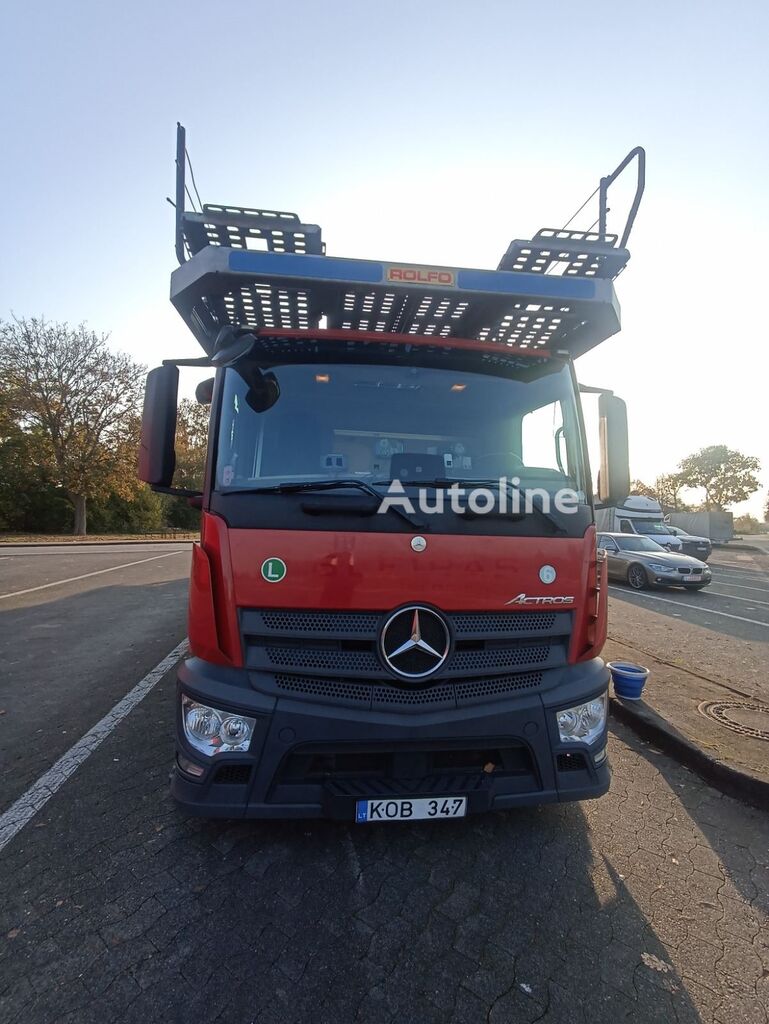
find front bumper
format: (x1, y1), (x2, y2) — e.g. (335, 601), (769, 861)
(171, 657), (611, 820)
(681, 543), (712, 559)
(651, 573), (711, 588)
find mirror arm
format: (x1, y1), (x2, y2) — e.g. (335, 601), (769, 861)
(151, 485), (204, 499)
(162, 357), (213, 368)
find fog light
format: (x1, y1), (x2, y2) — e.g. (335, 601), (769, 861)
(220, 716), (251, 747)
(182, 696), (256, 757)
(556, 692), (607, 745)
(593, 745), (608, 765)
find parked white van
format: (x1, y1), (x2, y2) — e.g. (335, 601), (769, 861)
(595, 496), (683, 551)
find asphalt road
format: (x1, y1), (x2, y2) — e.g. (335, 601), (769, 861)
(0, 545), (191, 813)
(1, 544), (768, 1024)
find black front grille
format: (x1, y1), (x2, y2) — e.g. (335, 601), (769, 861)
(260, 610), (380, 635)
(454, 673), (543, 701)
(274, 674), (373, 704)
(448, 612), (558, 634)
(241, 607), (570, 684)
(242, 607), (569, 709)
(677, 567), (702, 575)
(273, 671), (543, 709)
(213, 764), (252, 785)
(371, 683), (455, 707)
(451, 643), (551, 672)
(265, 646), (380, 673)
(557, 753), (587, 772)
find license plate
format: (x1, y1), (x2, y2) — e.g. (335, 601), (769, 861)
(355, 796), (467, 823)
(683, 574), (700, 582)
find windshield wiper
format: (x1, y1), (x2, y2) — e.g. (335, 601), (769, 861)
(222, 479), (426, 531)
(374, 478), (567, 535)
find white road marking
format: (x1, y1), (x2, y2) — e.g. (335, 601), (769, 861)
(711, 568), (769, 583)
(0, 638), (189, 854)
(711, 579), (769, 594)
(608, 586), (769, 628)
(0, 551), (187, 601)
(708, 589), (769, 608)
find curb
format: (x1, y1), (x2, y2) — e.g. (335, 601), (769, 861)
(0, 539), (195, 547)
(609, 695), (769, 812)
(712, 542), (765, 553)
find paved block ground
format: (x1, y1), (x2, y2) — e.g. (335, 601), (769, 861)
(1, 544), (767, 1023)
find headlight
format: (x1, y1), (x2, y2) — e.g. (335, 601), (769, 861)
(649, 562), (675, 573)
(181, 696), (256, 757)
(556, 692), (607, 745)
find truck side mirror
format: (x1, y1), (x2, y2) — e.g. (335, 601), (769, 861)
(138, 365), (179, 487)
(598, 393), (630, 505)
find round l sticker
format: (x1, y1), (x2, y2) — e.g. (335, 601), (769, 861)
(261, 557), (287, 583)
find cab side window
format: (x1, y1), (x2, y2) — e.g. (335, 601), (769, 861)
(619, 520), (633, 534)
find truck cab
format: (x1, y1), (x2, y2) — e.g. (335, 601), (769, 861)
(138, 130), (645, 822)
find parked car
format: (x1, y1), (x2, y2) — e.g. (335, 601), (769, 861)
(663, 524), (712, 559)
(597, 532), (712, 590)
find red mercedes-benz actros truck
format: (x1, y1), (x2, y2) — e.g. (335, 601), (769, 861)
(139, 127), (644, 822)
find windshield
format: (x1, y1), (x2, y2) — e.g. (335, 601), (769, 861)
(633, 520), (672, 536)
(616, 536), (667, 552)
(214, 361), (587, 496)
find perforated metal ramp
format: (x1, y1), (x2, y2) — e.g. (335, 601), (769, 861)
(498, 229), (629, 280)
(171, 246), (622, 358)
(181, 205), (323, 258)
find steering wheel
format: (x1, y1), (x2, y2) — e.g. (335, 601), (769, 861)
(473, 451), (525, 472)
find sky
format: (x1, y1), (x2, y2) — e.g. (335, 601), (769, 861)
(2, 0), (767, 517)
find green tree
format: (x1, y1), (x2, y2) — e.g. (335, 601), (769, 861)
(161, 398), (210, 530)
(89, 486), (165, 534)
(0, 317), (144, 535)
(174, 398), (210, 490)
(628, 474), (688, 510)
(629, 479), (657, 498)
(765, 493), (769, 524)
(734, 514), (762, 535)
(677, 445), (761, 511)
(655, 473), (687, 511)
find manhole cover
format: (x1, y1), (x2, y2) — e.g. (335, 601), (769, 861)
(699, 700), (769, 741)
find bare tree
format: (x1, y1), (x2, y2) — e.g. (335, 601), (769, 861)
(0, 317), (144, 535)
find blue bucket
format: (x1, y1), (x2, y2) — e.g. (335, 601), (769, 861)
(607, 661), (649, 700)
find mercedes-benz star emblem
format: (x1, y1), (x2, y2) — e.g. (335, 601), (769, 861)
(380, 606), (451, 679)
